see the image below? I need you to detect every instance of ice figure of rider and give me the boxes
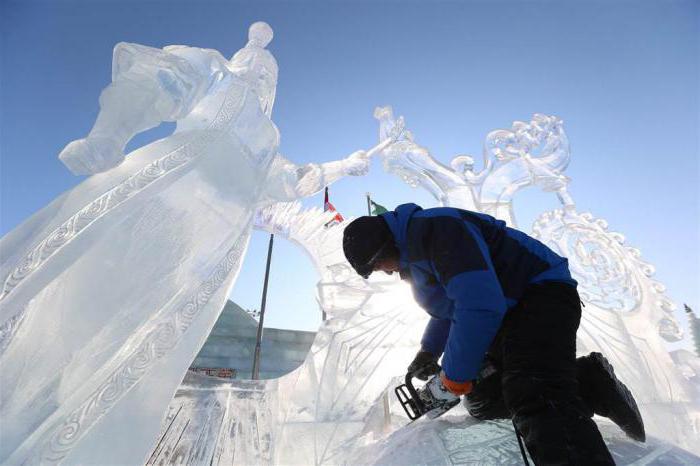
[59,22,369,183]
[0,22,370,465]
[343,204,646,465]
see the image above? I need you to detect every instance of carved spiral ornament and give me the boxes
[532,209,645,313]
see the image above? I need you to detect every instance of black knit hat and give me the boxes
[343,216,395,278]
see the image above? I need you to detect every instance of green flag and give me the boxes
[370,200,389,216]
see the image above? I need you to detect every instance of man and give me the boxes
[343,203,644,465]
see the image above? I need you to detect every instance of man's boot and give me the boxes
[466,351,646,442]
[577,352,646,442]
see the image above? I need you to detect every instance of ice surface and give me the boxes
[1,22,698,466]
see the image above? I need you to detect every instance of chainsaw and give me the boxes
[394,371,460,420]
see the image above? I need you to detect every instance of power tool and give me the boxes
[394,371,460,420]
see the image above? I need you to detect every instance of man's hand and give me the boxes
[342,150,370,176]
[417,374,460,419]
[407,350,441,381]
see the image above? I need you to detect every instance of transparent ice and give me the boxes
[1,23,699,466]
[0,22,371,464]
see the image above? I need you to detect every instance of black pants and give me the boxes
[468,282,614,465]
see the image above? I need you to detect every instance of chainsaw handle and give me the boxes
[394,370,428,420]
[403,372,423,406]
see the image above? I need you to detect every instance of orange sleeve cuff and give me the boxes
[440,372,473,395]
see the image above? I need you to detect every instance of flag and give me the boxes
[370,199,389,216]
[324,187,344,227]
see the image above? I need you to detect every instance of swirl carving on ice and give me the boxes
[374,106,574,226]
[533,210,645,313]
[39,234,248,464]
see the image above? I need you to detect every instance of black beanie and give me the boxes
[343,216,394,278]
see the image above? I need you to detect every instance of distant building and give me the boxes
[190,300,316,380]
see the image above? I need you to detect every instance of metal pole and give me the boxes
[252,233,274,380]
[366,192,372,216]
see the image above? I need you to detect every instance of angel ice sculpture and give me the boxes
[0,22,375,465]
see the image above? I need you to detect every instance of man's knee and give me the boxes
[464,393,509,420]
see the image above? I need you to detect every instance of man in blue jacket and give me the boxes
[343,203,644,465]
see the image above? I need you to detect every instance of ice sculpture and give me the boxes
[375,107,700,452]
[373,106,481,212]
[0,22,376,465]
[375,106,574,227]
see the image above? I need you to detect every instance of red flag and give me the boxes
[324,187,344,227]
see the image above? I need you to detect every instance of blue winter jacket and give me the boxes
[380,203,577,382]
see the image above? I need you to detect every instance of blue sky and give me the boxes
[1,1,698,338]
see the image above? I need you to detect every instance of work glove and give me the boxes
[417,374,460,419]
[407,350,441,381]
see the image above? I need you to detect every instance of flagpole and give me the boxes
[366,193,372,216]
[252,233,274,380]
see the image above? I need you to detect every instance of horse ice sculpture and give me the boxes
[0,22,374,464]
